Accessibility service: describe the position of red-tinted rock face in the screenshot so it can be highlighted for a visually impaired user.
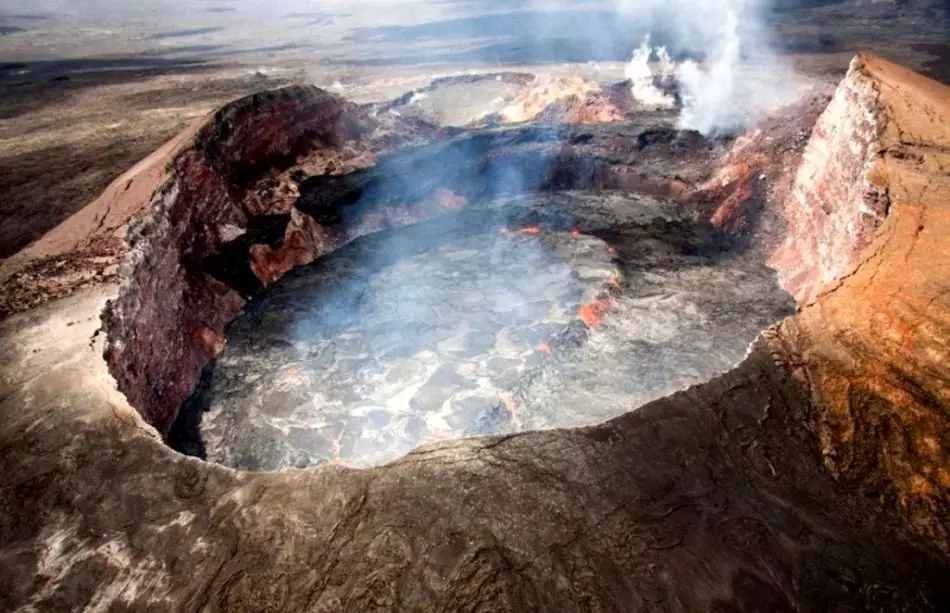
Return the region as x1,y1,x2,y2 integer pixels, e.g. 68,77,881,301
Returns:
103,151,247,432
686,91,833,242
769,55,890,303
102,86,439,435
770,52,950,554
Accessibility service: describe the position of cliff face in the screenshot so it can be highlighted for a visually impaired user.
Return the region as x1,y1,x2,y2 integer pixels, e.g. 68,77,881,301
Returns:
771,53,950,552
1,53,949,612
770,54,892,303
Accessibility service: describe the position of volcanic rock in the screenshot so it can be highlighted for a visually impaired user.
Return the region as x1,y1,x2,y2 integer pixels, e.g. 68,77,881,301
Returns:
770,54,894,302
102,103,735,437
491,75,628,125
772,53,950,552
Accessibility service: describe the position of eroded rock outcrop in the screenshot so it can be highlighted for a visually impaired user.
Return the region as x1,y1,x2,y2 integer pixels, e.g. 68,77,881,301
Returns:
770,54,894,302
771,53,950,553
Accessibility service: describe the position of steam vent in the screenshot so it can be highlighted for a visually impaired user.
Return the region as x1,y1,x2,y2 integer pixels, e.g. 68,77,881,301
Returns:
2,51,950,611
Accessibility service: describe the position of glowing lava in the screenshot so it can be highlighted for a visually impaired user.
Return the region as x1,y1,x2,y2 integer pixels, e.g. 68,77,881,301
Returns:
434,188,467,211
578,299,615,327
500,395,522,427
499,225,543,236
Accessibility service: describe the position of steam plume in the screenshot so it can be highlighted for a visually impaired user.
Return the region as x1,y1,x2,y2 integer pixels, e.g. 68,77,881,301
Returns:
675,7,744,134
618,0,797,135
624,36,675,110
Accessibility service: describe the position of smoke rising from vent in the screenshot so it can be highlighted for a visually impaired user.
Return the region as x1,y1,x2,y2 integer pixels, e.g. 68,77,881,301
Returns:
616,0,798,135
675,6,744,134
624,36,676,110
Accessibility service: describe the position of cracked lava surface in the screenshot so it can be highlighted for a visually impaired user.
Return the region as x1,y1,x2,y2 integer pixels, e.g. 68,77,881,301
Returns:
177,194,794,470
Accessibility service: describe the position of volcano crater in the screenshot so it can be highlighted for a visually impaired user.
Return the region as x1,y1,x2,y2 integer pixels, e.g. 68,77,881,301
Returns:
3,52,950,611
170,188,794,471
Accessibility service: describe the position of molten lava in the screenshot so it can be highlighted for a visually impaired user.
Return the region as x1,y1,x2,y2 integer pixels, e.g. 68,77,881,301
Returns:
500,395,522,427
538,342,553,355
578,298,615,327
499,225,543,236
434,188,467,211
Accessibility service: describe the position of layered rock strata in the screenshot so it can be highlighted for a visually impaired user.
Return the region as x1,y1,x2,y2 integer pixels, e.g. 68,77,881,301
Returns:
771,54,893,302
772,53,950,554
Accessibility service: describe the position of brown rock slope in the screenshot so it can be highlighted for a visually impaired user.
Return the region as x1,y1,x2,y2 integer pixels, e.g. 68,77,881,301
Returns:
0,53,948,611
773,53,950,555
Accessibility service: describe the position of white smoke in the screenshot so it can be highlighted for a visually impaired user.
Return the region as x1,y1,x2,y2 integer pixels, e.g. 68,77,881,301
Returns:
675,7,744,134
619,0,800,136
624,35,675,110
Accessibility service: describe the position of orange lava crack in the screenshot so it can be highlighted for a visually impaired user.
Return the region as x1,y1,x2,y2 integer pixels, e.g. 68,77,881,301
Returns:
499,225,543,236
578,298,615,327
501,395,523,428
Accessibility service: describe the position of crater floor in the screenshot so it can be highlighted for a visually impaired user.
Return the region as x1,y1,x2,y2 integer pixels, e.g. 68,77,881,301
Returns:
178,192,795,470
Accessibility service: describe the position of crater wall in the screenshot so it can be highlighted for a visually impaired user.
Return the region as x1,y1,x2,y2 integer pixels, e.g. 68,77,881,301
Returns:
772,53,950,552
771,53,892,302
